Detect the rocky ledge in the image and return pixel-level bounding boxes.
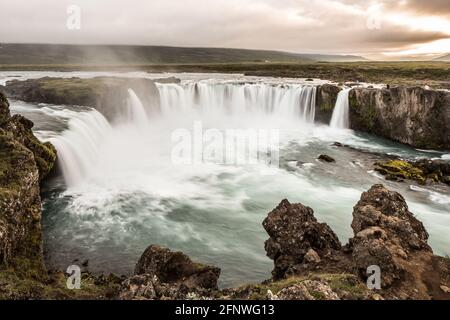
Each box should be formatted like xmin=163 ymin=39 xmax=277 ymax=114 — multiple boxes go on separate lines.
xmin=119 ymin=184 xmax=450 ymax=300
xmin=316 ymin=85 xmax=450 ymax=150
xmin=0 ymin=76 xmax=179 ymax=122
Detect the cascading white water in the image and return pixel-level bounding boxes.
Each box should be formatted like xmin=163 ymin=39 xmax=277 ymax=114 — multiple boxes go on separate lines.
xmin=51 ymin=82 xmax=319 ymax=187
xmin=50 ymin=109 xmax=112 ymax=187
xmin=330 ymin=88 xmax=351 ymax=129
xmin=157 ymin=82 xmax=317 ymax=122
xmin=126 ymin=88 xmax=148 ymax=127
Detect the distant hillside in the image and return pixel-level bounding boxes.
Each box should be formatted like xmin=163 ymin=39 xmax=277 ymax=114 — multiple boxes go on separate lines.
xmin=0 ymin=43 xmax=367 ymax=65
xmin=434 ymin=54 xmax=450 ymax=62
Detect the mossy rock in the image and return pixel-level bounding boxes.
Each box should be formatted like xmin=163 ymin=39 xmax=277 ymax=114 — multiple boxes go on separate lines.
xmin=375 ymin=160 xmax=426 ymax=185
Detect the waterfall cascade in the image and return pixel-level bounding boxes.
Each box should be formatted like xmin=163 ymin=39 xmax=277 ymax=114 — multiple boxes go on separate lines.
xmin=330 ymin=88 xmax=351 ymax=129
xmin=157 ymin=82 xmax=317 ymax=122
xmin=126 ymin=88 xmax=149 ymax=126
xmin=50 ymin=109 xmax=112 ymax=187
xmin=52 ymin=81 xmax=320 ymax=187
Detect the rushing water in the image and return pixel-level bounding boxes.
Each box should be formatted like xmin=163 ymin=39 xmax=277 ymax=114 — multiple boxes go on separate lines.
xmin=5 ymin=72 xmax=450 ymax=288
xmin=330 ymin=88 xmax=351 ymax=129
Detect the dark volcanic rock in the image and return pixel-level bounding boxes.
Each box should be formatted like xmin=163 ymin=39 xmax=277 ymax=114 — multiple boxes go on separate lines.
xmin=350 ymin=184 xmax=432 ymax=288
xmin=318 ymin=154 xmax=336 ymax=163
xmin=348 ymin=86 xmax=450 ymax=150
xmin=262 ymin=199 xmax=341 ymax=279
xmin=135 ymin=245 xmax=220 ymax=290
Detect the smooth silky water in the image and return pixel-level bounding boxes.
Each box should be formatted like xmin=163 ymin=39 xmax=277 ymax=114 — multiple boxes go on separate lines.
xmin=5 ymin=72 xmax=450 ymax=288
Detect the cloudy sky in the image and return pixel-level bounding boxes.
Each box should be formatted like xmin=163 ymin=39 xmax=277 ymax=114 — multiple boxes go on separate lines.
xmin=0 ymin=0 xmax=449 ymax=59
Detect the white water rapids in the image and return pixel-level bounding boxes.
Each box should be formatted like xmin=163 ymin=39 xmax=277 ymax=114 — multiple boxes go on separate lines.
xmin=7 ymin=74 xmax=449 ymax=288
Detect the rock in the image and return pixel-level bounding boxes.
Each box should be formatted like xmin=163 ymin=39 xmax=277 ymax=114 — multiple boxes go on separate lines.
xmin=350 ymin=184 xmax=432 ymax=288
xmin=119 ymin=274 xmax=157 ymax=300
xmin=318 ymin=154 xmax=336 ymax=163
xmin=332 ymin=142 xmax=343 ymax=147
xmin=440 ymin=285 xmax=450 ymax=293
xmin=263 ymin=199 xmax=341 ymax=279
xmin=304 ymin=249 xmax=321 ymax=264
xmin=135 ymin=245 xmax=220 ymax=290
xmin=375 ymin=159 xmax=450 ymax=185
xmin=0 ymin=92 xmax=57 ymax=278
xmin=266 ymin=289 xmax=278 ymax=300
xmin=276 ymin=280 xmax=339 ymax=300
xmin=315 ymin=84 xmax=341 ymax=123
xmin=348 ymin=86 xmax=450 ymax=150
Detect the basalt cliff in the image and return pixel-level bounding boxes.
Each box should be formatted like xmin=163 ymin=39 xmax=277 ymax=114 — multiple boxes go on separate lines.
xmin=316 ymin=85 xmax=450 ymax=150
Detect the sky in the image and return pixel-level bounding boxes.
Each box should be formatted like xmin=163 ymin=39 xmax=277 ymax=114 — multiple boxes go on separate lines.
xmin=0 ymin=0 xmax=449 ymax=60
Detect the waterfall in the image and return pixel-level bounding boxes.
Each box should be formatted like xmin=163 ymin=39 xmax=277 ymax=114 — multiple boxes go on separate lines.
xmin=330 ymin=88 xmax=351 ymax=129
xmin=126 ymin=88 xmax=148 ymax=127
xmin=52 ymin=81 xmax=320 ymax=187
xmin=156 ymin=82 xmax=317 ymax=122
xmin=50 ymin=109 xmax=112 ymax=187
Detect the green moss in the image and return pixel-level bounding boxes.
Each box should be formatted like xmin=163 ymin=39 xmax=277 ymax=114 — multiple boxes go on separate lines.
xmin=375 ymin=160 xmax=426 ymax=184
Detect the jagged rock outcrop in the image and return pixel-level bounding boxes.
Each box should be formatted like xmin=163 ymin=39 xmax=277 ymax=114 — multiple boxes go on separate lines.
xmin=262 ymin=199 xmax=342 ymax=279
xmin=119 ymin=245 xmax=220 ymax=300
xmin=262 ymin=184 xmax=450 ymax=300
xmin=349 ymin=86 xmax=450 ymax=150
xmin=0 ymin=92 xmax=56 ymax=276
xmin=0 ymin=76 xmax=179 ymax=122
xmin=350 ymin=185 xmax=432 ymax=288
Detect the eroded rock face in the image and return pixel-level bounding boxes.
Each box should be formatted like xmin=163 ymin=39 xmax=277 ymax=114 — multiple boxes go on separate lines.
xmin=262 ymin=199 xmax=341 ymax=279
xmin=0 ymin=92 xmax=56 ymax=276
xmin=349 ymin=87 xmax=450 ymax=150
xmin=350 ymin=184 xmax=432 ymax=288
